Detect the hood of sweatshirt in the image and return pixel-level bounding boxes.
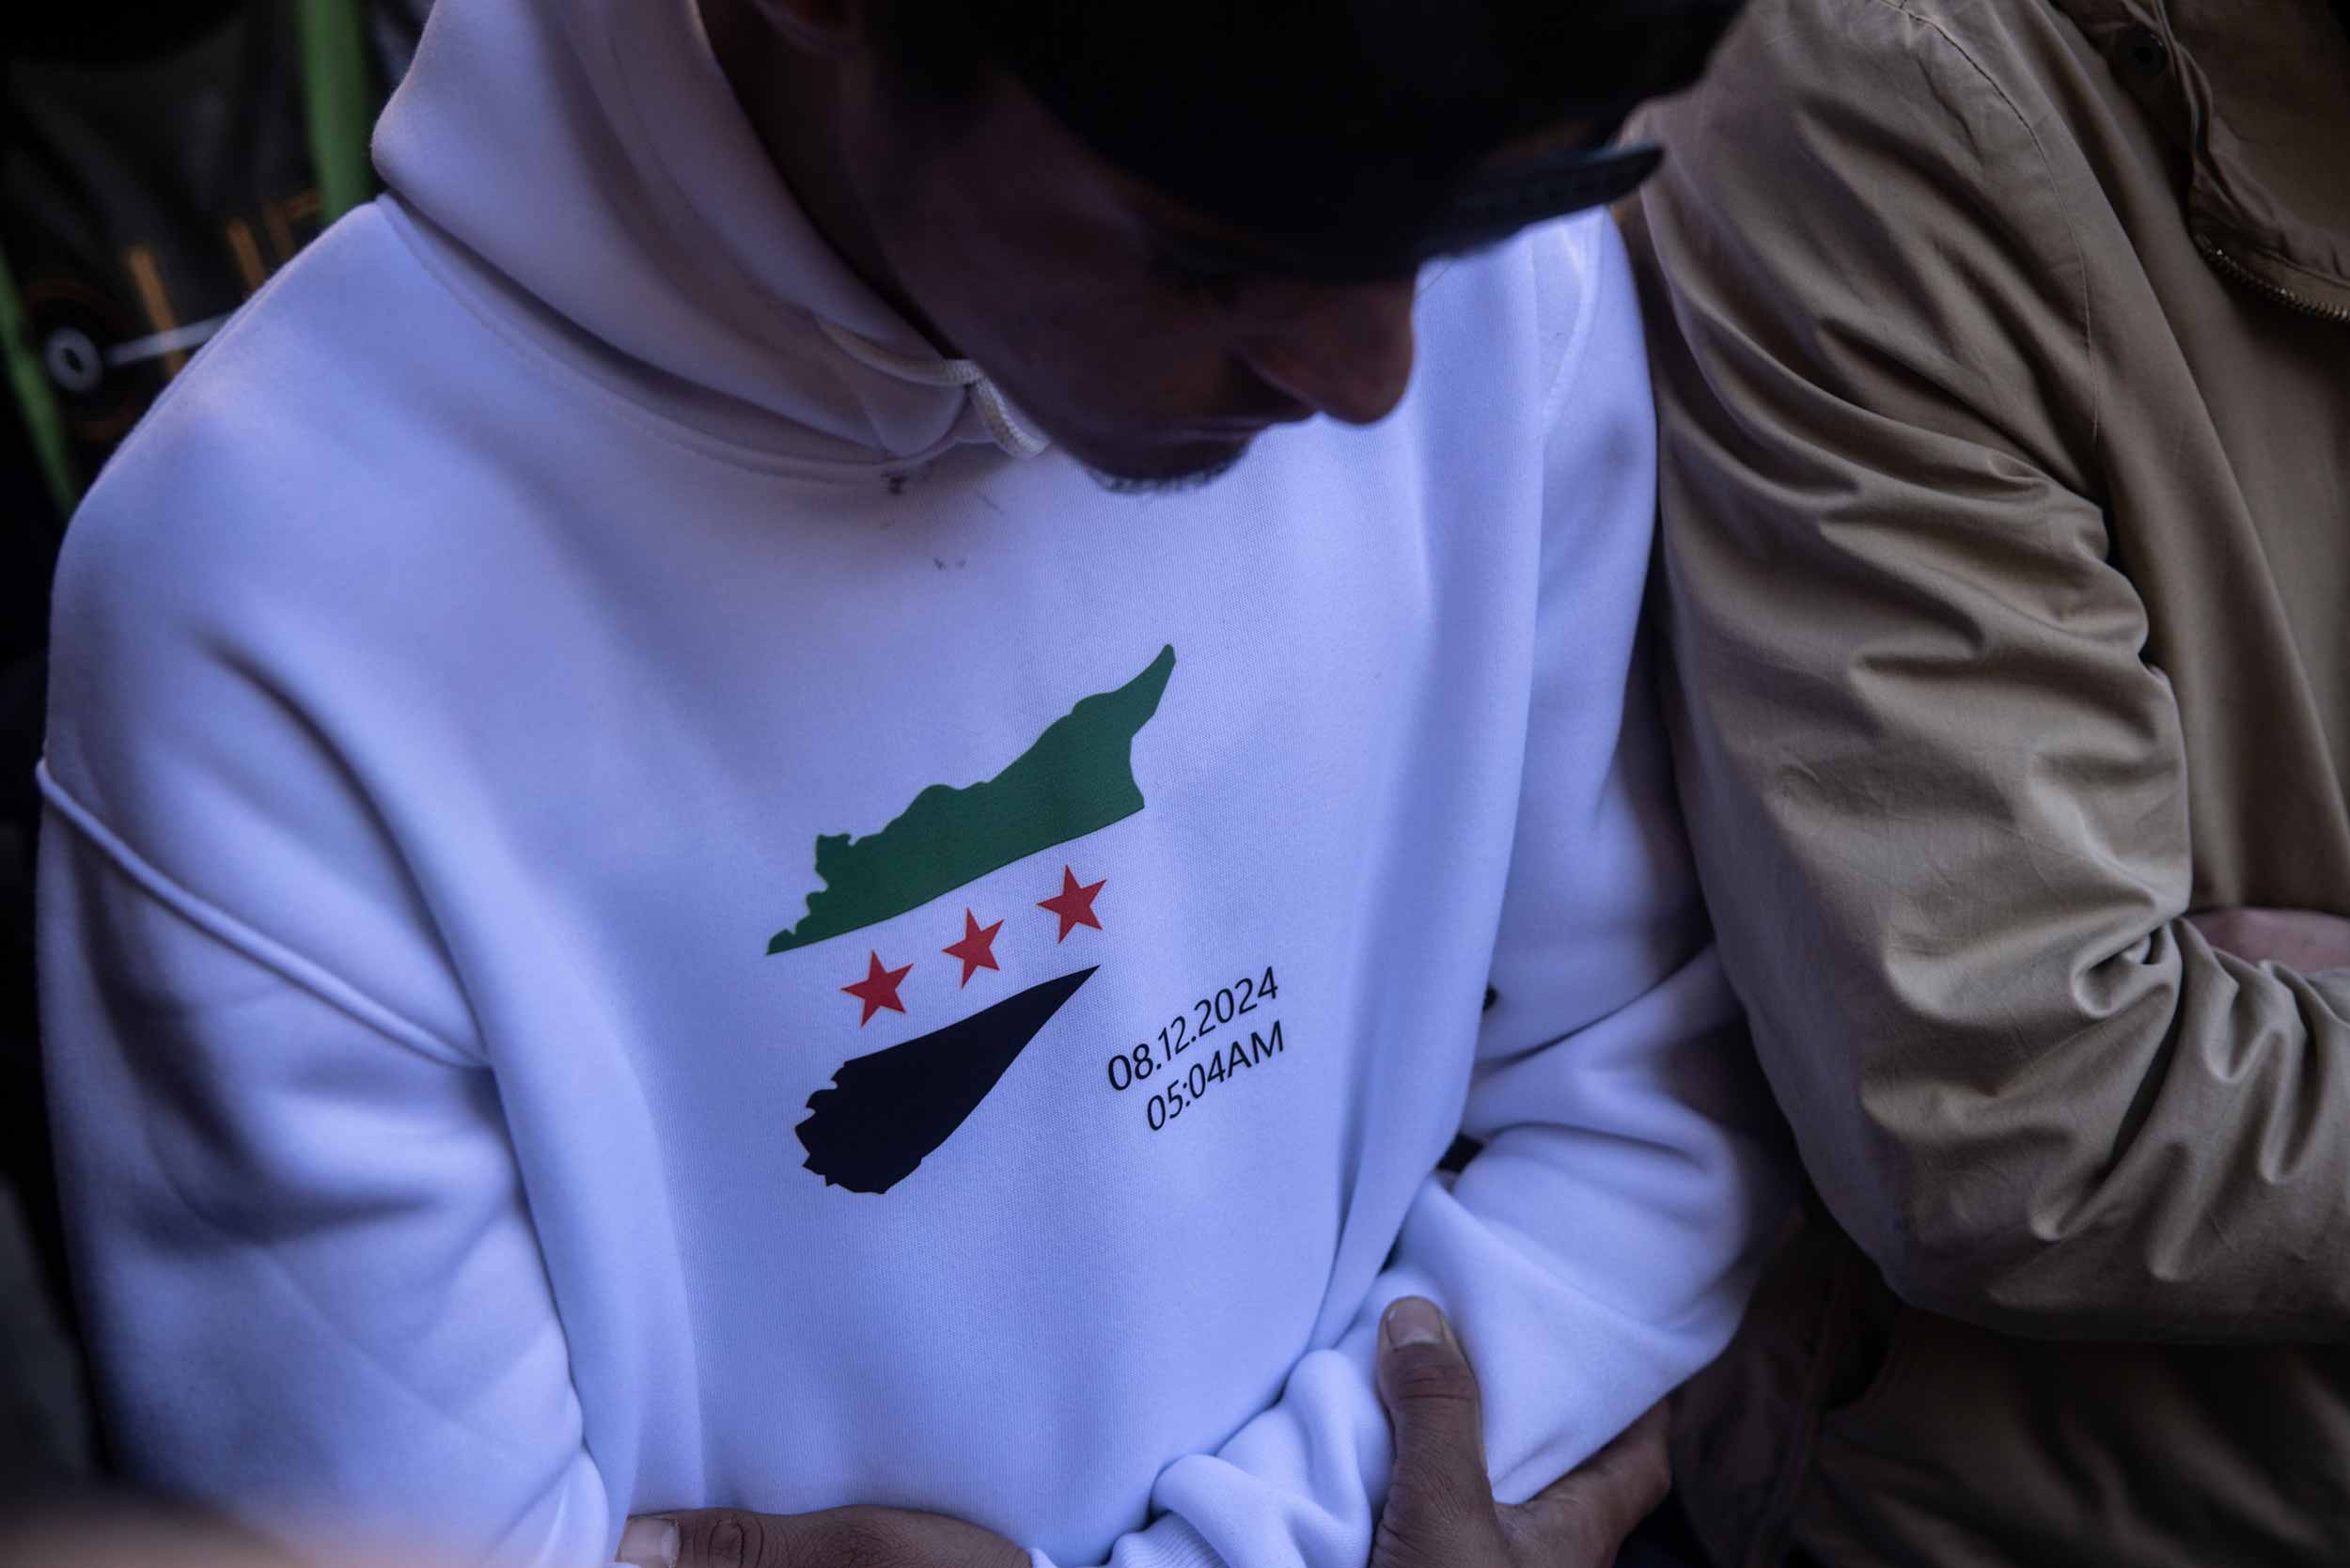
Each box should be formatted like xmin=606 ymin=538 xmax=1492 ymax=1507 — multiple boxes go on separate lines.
xmin=372 ymin=0 xmax=1048 ymax=475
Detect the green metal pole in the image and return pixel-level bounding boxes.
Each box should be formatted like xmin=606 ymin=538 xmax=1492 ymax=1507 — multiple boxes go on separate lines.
xmin=0 ymin=243 xmax=79 ymax=523
xmin=298 ymin=0 xmax=376 ymax=222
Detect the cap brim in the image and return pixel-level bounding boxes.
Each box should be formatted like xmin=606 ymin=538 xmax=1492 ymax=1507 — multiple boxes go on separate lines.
xmin=1234 ymin=143 xmax=1668 ymax=284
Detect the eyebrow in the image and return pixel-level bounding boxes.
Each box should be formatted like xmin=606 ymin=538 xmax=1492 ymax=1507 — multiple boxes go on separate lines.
xmin=1149 ymin=224 xmax=1425 ymax=287
xmin=1145 ymin=213 xmax=1330 ymax=274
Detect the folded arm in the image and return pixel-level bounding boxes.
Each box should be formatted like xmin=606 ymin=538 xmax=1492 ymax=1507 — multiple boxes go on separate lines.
xmin=1625 ymin=1 xmax=2350 ymax=1339
xmin=1041 ymin=217 xmax=1785 ymax=1568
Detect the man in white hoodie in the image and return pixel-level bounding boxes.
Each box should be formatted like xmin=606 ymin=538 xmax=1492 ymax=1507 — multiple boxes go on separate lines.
xmin=37 ymin=1 xmax=1783 ymax=1566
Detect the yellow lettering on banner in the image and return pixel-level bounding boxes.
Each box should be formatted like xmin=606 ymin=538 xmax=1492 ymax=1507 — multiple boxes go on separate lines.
xmin=122 ymin=245 xmax=186 ymax=379
xmin=226 ymin=219 xmax=271 ymax=294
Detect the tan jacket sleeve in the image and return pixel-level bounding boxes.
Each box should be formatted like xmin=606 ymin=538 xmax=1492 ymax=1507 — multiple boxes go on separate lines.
xmin=1622 ymin=0 xmax=2350 ymax=1338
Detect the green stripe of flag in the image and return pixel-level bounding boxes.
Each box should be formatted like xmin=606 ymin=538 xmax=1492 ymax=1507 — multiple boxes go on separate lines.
xmin=768 ymin=645 xmax=1176 ymax=955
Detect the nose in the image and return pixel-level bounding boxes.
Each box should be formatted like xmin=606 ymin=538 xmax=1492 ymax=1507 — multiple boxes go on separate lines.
xmin=1240 ymin=274 xmax=1419 ymax=428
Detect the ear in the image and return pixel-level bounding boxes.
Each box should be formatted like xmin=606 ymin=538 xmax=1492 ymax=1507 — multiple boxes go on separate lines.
xmin=741 ymin=0 xmax=872 ymax=57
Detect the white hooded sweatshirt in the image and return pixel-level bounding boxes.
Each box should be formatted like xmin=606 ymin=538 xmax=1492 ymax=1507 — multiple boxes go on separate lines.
xmin=37 ymin=0 xmax=1784 ymax=1564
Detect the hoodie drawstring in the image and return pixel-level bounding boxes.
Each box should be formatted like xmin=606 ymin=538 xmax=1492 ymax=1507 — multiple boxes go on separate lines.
xmin=816 ymin=318 xmax=1052 ymax=462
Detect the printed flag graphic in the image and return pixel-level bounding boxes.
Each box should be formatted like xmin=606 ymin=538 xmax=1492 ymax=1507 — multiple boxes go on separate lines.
xmin=776 ymin=646 xmax=1176 ymax=1193
xmin=797 ymin=968 xmax=1098 ymax=1194
xmin=769 ymin=645 xmax=1176 ymax=954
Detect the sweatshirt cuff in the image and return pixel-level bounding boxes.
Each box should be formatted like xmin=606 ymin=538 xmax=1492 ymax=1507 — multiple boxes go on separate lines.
xmin=1033 ymin=1513 xmax=1229 ymax=1568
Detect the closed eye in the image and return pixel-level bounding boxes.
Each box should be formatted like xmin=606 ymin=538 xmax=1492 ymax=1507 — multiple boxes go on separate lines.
xmin=1147 ymin=248 xmax=1249 ymax=308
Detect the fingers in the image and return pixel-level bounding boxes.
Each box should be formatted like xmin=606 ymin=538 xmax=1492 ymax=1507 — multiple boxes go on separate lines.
xmin=617 ymin=1517 xmax=681 ymax=1568
xmin=636 ymin=1506 xmax=1028 ymax=1568
xmin=640 ymin=1510 xmax=788 ymax=1568
xmin=0 ymin=1498 xmax=314 ymax=1568
xmin=1373 ymin=1297 xmax=1496 ymax=1550
xmin=2186 ymin=907 xmax=2350 ymax=971
xmin=1512 ymin=1402 xmax=1673 ymax=1562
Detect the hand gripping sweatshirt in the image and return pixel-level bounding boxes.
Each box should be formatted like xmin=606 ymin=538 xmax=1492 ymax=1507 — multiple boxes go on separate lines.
xmin=35 ymin=0 xmax=1787 ymax=1563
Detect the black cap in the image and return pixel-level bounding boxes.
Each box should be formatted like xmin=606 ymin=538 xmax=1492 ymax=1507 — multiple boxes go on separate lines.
xmin=971 ymin=0 xmax=1736 ymax=279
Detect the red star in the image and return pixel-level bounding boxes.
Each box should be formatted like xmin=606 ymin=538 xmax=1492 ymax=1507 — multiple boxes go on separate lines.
xmin=942 ymin=908 xmax=1004 ymax=987
xmin=841 ymin=950 xmax=913 ymax=1026
xmin=1039 ymin=865 xmax=1106 ymax=942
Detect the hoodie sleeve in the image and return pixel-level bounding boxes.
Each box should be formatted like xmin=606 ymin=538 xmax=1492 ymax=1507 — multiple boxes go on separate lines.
xmin=1041 ymin=217 xmax=1790 ymax=1568
xmin=35 ymin=371 xmax=624 ymax=1567
xmin=37 ymin=784 xmax=617 ymax=1568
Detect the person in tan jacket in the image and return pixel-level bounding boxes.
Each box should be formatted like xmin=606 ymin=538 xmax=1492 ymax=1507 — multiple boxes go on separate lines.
xmin=1618 ymin=0 xmax=2350 ymax=1562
